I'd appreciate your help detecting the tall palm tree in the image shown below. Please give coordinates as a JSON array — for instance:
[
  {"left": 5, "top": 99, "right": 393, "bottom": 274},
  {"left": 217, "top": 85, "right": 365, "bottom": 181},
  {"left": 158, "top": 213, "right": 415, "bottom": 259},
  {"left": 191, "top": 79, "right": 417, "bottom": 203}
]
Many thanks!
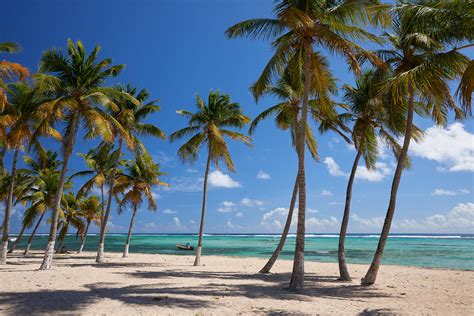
[
  {"left": 34, "top": 39, "right": 131, "bottom": 270},
  {"left": 114, "top": 156, "right": 167, "bottom": 257},
  {"left": 226, "top": 0, "right": 389, "bottom": 289},
  {"left": 55, "top": 192, "right": 85, "bottom": 253},
  {"left": 361, "top": 1, "right": 471, "bottom": 285},
  {"left": 77, "top": 195, "right": 101, "bottom": 253},
  {"left": 250, "top": 68, "right": 349, "bottom": 273},
  {"left": 96, "top": 84, "right": 165, "bottom": 263},
  {"left": 170, "top": 90, "right": 251, "bottom": 266},
  {"left": 8, "top": 151, "right": 63, "bottom": 254},
  {"left": 336, "top": 70, "right": 422, "bottom": 281},
  {"left": 0, "top": 83, "right": 59, "bottom": 264}
]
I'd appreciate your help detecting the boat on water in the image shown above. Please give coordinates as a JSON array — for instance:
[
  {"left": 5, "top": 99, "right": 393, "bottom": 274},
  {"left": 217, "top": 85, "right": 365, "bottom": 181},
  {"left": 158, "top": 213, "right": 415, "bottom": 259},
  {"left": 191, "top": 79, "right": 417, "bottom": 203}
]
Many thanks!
[
  {"left": 176, "top": 243, "right": 194, "bottom": 251},
  {"left": 8, "top": 237, "right": 17, "bottom": 242}
]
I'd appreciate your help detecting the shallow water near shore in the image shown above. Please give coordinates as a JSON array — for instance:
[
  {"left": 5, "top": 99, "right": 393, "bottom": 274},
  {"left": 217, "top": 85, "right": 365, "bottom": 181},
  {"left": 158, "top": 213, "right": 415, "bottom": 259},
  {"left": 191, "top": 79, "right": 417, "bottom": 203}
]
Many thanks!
[{"left": 11, "top": 233, "right": 474, "bottom": 270}]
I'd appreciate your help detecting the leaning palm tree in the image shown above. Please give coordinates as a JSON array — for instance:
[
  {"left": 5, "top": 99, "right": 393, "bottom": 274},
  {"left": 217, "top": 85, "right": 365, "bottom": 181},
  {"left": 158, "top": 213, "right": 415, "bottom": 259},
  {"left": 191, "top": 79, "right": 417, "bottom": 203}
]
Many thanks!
[
  {"left": 8, "top": 151, "right": 63, "bottom": 254},
  {"left": 96, "top": 84, "right": 165, "bottom": 263},
  {"left": 250, "top": 67, "right": 349, "bottom": 273},
  {"left": 170, "top": 90, "right": 251, "bottom": 266},
  {"left": 34, "top": 39, "right": 132, "bottom": 270},
  {"left": 77, "top": 195, "right": 101, "bottom": 253},
  {"left": 360, "top": 2, "right": 471, "bottom": 285},
  {"left": 0, "top": 83, "right": 59, "bottom": 264},
  {"left": 226, "top": 0, "right": 389, "bottom": 289},
  {"left": 114, "top": 155, "right": 168, "bottom": 257},
  {"left": 336, "top": 70, "right": 423, "bottom": 281}
]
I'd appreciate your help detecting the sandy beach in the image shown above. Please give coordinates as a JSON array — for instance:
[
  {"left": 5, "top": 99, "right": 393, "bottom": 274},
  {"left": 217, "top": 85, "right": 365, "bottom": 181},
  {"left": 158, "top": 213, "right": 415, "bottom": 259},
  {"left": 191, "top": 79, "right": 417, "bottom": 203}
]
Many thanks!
[{"left": 0, "top": 251, "right": 472, "bottom": 315}]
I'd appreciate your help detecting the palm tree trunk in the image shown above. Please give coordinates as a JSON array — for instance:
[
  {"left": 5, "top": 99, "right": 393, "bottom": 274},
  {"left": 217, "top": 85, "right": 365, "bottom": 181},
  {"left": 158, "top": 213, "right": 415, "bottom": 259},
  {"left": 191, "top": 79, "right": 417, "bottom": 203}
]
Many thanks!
[
  {"left": 289, "top": 42, "right": 312, "bottom": 291},
  {"left": 0, "top": 147, "right": 19, "bottom": 265},
  {"left": 361, "top": 83, "right": 415, "bottom": 286},
  {"left": 260, "top": 173, "right": 298, "bottom": 273},
  {"left": 100, "top": 184, "right": 105, "bottom": 224},
  {"left": 55, "top": 228, "right": 66, "bottom": 254},
  {"left": 194, "top": 149, "right": 211, "bottom": 266},
  {"left": 39, "top": 112, "right": 79, "bottom": 270},
  {"left": 24, "top": 211, "right": 45, "bottom": 256},
  {"left": 338, "top": 150, "right": 362, "bottom": 281},
  {"left": 77, "top": 220, "right": 90, "bottom": 254},
  {"left": 96, "top": 138, "right": 123, "bottom": 263},
  {"left": 8, "top": 223, "right": 26, "bottom": 253},
  {"left": 123, "top": 205, "right": 137, "bottom": 258}
]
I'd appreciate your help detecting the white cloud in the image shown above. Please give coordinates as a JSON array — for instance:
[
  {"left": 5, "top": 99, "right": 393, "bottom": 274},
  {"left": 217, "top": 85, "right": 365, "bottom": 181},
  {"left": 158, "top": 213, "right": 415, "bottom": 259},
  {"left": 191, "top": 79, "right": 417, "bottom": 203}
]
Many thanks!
[
  {"left": 217, "top": 201, "right": 237, "bottom": 213},
  {"left": 163, "top": 209, "right": 177, "bottom": 214},
  {"left": 322, "top": 190, "right": 333, "bottom": 197},
  {"left": 431, "top": 189, "right": 470, "bottom": 196},
  {"left": 329, "top": 202, "right": 343, "bottom": 206},
  {"left": 356, "top": 162, "right": 392, "bottom": 182},
  {"left": 240, "top": 198, "right": 264, "bottom": 207},
  {"left": 236, "top": 212, "right": 243, "bottom": 217},
  {"left": 151, "top": 191, "right": 161, "bottom": 200},
  {"left": 190, "top": 220, "right": 195, "bottom": 224},
  {"left": 409, "top": 123, "right": 474, "bottom": 172},
  {"left": 186, "top": 168, "right": 198, "bottom": 173},
  {"left": 208, "top": 170, "right": 241, "bottom": 188},
  {"left": 306, "top": 216, "right": 338, "bottom": 229},
  {"left": 272, "top": 220, "right": 282, "bottom": 229},
  {"left": 256, "top": 170, "right": 271, "bottom": 180},
  {"left": 308, "top": 208, "right": 319, "bottom": 214},
  {"left": 173, "top": 217, "right": 181, "bottom": 227},
  {"left": 323, "top": 157, "right": 348, "bottom": 177},
  {"left": 351, "top": 203, "right": 474, "bottom": 232},
  {"left": 227, "top": 220, "right": 234, "bottom": 228}
]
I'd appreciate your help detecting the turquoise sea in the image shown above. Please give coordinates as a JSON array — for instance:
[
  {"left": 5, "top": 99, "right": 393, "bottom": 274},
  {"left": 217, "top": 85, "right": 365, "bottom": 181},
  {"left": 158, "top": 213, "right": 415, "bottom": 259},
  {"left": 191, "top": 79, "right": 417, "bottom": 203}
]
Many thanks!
[{"left": 10, "top": 233, "right": 474, "bottom": 270}]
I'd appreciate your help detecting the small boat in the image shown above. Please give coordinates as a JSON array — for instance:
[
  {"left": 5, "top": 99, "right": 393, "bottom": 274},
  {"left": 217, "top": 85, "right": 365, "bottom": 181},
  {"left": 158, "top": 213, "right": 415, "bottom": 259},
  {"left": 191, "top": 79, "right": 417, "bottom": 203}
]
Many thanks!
[
  {"left": 8, "top": 237, "right": 17, "bottom": 243},
  {"left": 176, "top": 244, "right": 194, "bottom": 251}
]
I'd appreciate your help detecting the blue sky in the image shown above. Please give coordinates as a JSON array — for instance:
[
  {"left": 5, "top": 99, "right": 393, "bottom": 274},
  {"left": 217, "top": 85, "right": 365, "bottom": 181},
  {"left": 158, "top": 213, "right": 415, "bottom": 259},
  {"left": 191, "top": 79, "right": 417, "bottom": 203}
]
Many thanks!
[{"left": 2, "top": 0, "right": 473, "bottom": 234}]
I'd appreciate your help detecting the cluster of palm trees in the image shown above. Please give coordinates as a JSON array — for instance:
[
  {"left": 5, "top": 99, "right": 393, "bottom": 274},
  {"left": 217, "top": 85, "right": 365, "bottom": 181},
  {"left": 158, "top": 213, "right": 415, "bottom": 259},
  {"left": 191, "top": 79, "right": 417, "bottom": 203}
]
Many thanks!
[
  {"left": 0, "top": 40, "right": 168, "bottom": 269},
  {"left": 0, "top": 0, "right": 472, "bottom": 292}
]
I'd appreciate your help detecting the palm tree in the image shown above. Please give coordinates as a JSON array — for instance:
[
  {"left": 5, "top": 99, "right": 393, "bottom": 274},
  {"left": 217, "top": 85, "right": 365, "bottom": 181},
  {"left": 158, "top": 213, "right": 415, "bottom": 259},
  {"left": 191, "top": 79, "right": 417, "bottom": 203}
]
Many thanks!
[
  {"left": 0, "top": 42, "right": 29, "bottom": 112},
  {"left": 114, "top": 155, "right": 168, "bottom": 257},
  {"left": 170, "top": 90, "right": 251, "bottom": 266},
  {"left": 96, "top": 84, "right": 165, "bottom": 263},
  {"left": 0, "top": 83, "right": 59, "bottom": 264},
  {"left": 77, "top": 195, "right": 101, "bottom": 253},
  {"left": 55, "top": 192, "right": 85, "bottom": 253},
  {"left": 34, "top": 39, "right": 131, "bottom": 270},
  {"left": 336, "top": 70, "right": 423, "bottom": 281},
  {"left": 249, "top": 68, "right": 348, "bottom": 273},
  {"left": 71, "top": 143, "right": 116, "bottom": 222},
  {"left": 361, "top": 2, "right": 471, "bottom": 285},
  {"left": 8, "top": 151, "right": 63, "bottom": 254},
  {"left": 226, "top": 0, "right": 389, "bottom": 289}
]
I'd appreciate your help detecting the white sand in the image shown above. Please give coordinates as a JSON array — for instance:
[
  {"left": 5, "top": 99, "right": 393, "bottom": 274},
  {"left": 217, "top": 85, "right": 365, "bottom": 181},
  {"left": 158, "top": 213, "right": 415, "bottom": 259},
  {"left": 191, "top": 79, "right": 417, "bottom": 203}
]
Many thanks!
[{"left": 0, "top": 251, "right": 473, "bottom": 315}]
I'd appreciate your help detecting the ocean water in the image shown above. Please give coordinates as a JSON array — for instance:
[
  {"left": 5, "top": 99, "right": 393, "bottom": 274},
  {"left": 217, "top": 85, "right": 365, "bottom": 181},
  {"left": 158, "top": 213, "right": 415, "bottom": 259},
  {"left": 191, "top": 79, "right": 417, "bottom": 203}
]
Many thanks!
[{"left": 10, "top": 233, "right": 474, "bottom": 270}]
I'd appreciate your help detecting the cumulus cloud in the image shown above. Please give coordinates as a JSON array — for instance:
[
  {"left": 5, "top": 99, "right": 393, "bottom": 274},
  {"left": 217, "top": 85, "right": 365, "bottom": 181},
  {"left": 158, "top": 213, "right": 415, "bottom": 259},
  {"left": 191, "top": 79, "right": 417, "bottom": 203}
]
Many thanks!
[
  {"left": 236, "top": 212, "right": 243, "bottom": 217},
  {"left": 163, "top": 209, "right": 177, "bottom": 214},
  {"left": 323, "top": 157, "right": 348, "bottom": 177},
  {"left": 217, "top": 201, "right": 237, "bottom": 213},
  {"left": 356, "top": 162, "right": 392, "bottom": 182},
  {"left": 256, "top": 170, "right": 271, "bottom": 180},
  {"left": 306, "top": 216, "right": 339, "bottom": 229},
  {"left": 431, "top": 188, "right": 470, "bottom": 196},
  {"left": 240, "top": 198, "right": 264, "bottom": 207},
  {"left": 409, "top": 123, "right": 474, "bottom": 172},
  {"left": 351, "top": 203, "right": 474, "bottom": 232},
  {"left": 208, "top": 170, "right": 241, "bottom": 188}
]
